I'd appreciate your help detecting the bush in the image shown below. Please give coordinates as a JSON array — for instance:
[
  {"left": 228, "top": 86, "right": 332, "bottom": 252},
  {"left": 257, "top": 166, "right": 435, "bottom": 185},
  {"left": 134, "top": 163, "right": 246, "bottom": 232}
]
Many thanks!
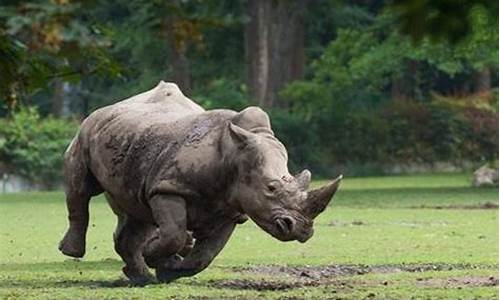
[
  {"left": 274, "top": 95, "right": 498, "bottom": 177},
  {"left": 0, "top": 107, "right": 78, "bottom": 189},
  {"left": 269, "top": 110, "right": 328, "bottom": 174},
  {"left": 193, "top": 78, "right": 250, "bottom": 111}
]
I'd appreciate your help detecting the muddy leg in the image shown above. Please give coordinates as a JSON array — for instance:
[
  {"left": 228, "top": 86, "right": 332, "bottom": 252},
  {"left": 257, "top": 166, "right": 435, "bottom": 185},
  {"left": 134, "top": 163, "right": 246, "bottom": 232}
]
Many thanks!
[
  {"left": 156, "top": 222, "right": 236, "bottom": 283},
  {"left": 59, "top": 139, "right": 102, "bottom": 258},
  {"left": 114, "top": 215, "right": 156, "bottom": 285},
  {"left": 142, "top": 194, "right": 187, "bottom": 270},
  {"left": 59, "top": 191, "right": 90, "bottom": 257}
]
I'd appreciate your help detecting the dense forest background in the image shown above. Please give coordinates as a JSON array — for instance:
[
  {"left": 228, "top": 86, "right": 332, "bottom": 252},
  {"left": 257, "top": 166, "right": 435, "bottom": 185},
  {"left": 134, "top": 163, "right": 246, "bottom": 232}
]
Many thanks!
[{"left": 0, "top": 0, "right": 498, "bottom": 188}]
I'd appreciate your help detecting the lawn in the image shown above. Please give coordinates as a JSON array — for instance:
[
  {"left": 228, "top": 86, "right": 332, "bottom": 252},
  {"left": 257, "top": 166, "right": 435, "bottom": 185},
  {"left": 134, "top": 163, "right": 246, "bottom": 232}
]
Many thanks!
[{"left": 0, "top": 173, "right": 498, "bottom": 299}]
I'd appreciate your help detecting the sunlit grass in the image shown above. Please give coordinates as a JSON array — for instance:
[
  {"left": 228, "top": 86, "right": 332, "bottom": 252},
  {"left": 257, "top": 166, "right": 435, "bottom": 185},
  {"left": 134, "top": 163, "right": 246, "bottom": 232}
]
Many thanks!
[{"left": 0, "top": 173, "right": 498, "bottom": 299}]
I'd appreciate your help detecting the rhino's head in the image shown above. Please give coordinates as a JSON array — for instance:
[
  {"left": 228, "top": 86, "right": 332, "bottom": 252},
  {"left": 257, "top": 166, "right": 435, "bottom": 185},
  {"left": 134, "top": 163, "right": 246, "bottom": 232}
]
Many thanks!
[{"left": 224, "top": 107, "right": 341, "bottom": 243}]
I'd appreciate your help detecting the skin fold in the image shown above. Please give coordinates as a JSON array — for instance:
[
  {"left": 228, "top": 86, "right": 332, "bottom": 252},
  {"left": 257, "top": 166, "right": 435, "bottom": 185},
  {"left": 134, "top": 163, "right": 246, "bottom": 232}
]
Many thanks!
[{"left": 58, "top": 81, "right": 341, "bottom": 284}]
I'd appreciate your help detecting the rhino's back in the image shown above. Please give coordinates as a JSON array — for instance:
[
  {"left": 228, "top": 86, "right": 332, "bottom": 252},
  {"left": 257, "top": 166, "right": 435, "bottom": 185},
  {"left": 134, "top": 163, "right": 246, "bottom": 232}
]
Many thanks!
[
  {"left": 76, "top": 82, "right": 208, "bottom": 211},
  {"left": 81, "top": 81, "right": 204, "bottom": 141},
  {"left": 95, "top": 81, "right": 203, "bottom": 126},
  {"left": 118, "top": 81, "right": 204, "bottom": 117}
]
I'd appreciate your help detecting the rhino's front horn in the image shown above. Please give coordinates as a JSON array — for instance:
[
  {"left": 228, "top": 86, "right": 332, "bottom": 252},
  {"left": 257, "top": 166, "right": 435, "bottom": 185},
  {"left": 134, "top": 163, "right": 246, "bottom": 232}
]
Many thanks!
[{"left": 301, "top": 175, "right": 342, "bottom": 219}]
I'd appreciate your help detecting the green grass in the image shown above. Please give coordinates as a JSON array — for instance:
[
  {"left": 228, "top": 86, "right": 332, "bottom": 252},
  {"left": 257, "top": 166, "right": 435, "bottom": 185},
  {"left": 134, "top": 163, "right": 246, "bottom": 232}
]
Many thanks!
[{"left": 0, "top": 173, "right": 498, "bottom": 299}]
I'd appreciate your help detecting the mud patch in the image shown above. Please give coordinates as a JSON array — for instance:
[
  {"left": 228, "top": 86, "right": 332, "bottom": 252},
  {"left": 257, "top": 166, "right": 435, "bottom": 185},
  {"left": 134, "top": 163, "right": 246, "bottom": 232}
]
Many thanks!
[
  {"left": 417, "top": 276, "right": 499, "bottom": 288},
  {"left": 207, "top": 278, "right": 355, "bottom": 291},
  {"left": 209, "top": 279, "right": 318, "bottom": 291},
  {"left": 232, "top": 263, "right": 492, "bottom": 280},
  {"left": 411, "top": 202, "right": 498, "bottom": 210},
  {"left": 220, "top": 264, "right": 497, "bottom": 291}
]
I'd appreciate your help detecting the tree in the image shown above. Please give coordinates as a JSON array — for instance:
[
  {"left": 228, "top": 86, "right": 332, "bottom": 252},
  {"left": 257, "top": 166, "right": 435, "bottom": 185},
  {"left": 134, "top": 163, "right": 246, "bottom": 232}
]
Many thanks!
[{"left": 245, "top": 0, "right": 307, "bottom": 108}]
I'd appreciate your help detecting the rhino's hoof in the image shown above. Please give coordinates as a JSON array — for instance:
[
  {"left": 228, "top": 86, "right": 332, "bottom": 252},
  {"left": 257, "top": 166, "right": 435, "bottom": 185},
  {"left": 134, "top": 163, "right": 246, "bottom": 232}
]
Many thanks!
[{"left": 59, "top": 230, "right": 85, "bottom": 258}]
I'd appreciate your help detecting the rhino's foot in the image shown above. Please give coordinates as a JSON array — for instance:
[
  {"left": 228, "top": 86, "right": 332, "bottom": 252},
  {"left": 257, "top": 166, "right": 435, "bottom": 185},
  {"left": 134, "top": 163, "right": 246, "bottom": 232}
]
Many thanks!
[
  {"left": 123, "top": 266, "right": 155, "bottom": 286},
  {"left": 59, "top": 228, "right": 86, "bottom": 258}
]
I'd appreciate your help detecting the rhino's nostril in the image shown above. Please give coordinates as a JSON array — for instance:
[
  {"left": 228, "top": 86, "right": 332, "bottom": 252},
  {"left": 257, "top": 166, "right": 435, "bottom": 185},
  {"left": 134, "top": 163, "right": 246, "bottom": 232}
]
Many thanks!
[{"left": 276, "top": 216, "right": 295, "bottom": 236}]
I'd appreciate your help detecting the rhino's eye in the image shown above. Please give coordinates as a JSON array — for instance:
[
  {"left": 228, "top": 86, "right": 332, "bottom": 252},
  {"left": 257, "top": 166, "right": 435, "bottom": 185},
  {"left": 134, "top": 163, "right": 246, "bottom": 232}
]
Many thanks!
[{"left": 267, "top": 181, "right": 281, "bottom": 193}]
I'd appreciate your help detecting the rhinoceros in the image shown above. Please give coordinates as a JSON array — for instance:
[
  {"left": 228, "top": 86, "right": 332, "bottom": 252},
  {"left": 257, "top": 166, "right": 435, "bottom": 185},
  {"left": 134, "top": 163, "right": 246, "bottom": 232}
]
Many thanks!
[{"left": 59, "top": 81, "right": 341, "bottom": 284}]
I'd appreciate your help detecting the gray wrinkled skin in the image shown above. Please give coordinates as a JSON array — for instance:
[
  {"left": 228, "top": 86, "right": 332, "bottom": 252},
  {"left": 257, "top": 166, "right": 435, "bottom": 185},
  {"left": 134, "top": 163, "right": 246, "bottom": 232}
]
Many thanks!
[{"left": 59, "top": 81, "right": 341, "bottom": 284}]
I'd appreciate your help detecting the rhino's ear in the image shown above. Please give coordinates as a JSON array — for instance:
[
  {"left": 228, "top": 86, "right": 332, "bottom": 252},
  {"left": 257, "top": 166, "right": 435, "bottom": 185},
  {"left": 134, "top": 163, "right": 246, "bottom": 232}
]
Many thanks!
[{"left": 227, "top": 121, "right": 254, "bottom": 144}]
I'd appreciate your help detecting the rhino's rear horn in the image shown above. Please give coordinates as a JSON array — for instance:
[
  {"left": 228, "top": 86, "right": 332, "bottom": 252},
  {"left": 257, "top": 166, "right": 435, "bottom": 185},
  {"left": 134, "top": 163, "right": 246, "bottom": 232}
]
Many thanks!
[
  {"left": 295, "top": 169, "right": 311, "bottom": 191},
  {"left": 301, "top": 175, "right": 342, "bottom": 219}
]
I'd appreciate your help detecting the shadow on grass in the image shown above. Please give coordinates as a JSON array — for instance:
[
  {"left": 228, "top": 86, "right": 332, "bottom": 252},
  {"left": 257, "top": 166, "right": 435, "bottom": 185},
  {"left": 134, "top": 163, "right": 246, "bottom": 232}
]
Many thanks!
[
  {"left": 0, "top": 259, "right": 138, "bottom": 289},
  {"left": 0, "top": 258, "right": 122, "bottom": 272}
]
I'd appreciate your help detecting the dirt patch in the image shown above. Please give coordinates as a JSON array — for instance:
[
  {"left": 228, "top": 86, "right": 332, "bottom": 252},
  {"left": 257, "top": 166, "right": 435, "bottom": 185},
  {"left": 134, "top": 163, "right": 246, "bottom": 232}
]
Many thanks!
[
  {"left": 232, "top": 263, "right": 491, "bottom": 279},
  {"left": 209, "top": 279, "right": 319, "bottom": 291},
  {"left": 417, "top": 276, "right": 499, "bottom": 288},
  {"left": 207, "top": 278, "right": 358, "bottom": 291},
  {"left": 218, "top": 264, "right": 498, "bottom": 291},
  {"left": 412, "top": 202, "right": 498, "bottom": 210}
]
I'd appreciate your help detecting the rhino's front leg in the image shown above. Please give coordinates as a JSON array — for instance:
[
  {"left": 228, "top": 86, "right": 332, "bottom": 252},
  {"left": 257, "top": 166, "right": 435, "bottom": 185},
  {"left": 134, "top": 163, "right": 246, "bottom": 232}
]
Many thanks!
[
  {"left": 156, "top": 221, "right": 236, "bottom": 283},
  {"left": 142, "top": 194, "right": 188, "bottom": 268}
]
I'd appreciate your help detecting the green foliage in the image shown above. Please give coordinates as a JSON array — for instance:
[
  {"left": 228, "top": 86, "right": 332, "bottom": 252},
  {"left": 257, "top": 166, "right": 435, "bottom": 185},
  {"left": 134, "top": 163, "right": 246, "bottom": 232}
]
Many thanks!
[
  {"left": 279, "top": 6, "right": 498, "bottom": 175},
  {"left": 194, "top": 78, "right": 249, "bottom": 110},
  {"left": 0, "top": 107, "right": 77, "bottom": 188},
  {"left": 285, "top": 9, "right": 498, "bottom": 107},
  {"left": 0, "top": 0, "right": 497, "bottom": 179},
  {"left": 390, "top": 0, "right": 498, "bottom": 42},
  {"left": 0, "top": 0, "right": 121, "bottom": 109},
  {"left": 271, "top": 96, "right": 498, "bottom": 176}
]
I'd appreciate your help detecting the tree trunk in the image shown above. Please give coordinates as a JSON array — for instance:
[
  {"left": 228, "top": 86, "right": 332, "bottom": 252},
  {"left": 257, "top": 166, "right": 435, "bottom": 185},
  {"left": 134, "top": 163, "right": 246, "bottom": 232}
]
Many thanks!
[
  {"left": 52, "top": 79, "right": 64, "bottom": 117},
  {"left": 245, "top": 0, "right": 307, "bottom": 108},
  {"left": 391, "top": 75, "right": 406, "bottom": 100},
  {"left": 475, "top": 68, "right": 491, "bottom": 95},
  {"left": 165, "top": 10, "right": 192, "bottom": 96},
  {"left": 81, "top": 92, "right": 89, "bottom": 119},
  {"left": 168, "top": 42, "right": 192, "bottom": 96}
]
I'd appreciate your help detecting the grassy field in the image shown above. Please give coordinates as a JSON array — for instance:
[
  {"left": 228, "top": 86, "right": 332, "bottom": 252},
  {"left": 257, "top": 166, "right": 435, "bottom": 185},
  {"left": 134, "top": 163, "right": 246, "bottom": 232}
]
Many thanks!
[{"left": 0, "top": 173, "right": 498, "bottom": 299}]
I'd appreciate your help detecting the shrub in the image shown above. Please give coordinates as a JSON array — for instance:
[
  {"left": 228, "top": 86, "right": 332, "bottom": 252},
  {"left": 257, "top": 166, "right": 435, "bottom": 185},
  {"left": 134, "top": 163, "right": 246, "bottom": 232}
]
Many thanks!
[
  {"left": 0, "top": 107, "right": 78, "bottom": 189},
  {"left": 193, "top": 78, "right": 250, "bottom": 111},
  {"left": 274, "top": 95, "right": 498, "bottom": 177}
]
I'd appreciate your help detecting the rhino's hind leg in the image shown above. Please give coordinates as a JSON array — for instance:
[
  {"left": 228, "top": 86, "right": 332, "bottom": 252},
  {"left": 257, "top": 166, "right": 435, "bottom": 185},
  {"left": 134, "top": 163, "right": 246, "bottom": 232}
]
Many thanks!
[
  {"left": 114, "top": 214, "right": 156, "bottom": 285},
  {"left": 59, "top": 139, "right": 102, "bottom": 258}
]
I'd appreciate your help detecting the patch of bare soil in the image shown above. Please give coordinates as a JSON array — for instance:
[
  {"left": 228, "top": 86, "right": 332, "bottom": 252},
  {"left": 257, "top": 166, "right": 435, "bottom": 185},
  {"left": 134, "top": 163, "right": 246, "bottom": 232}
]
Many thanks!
[
  {"left": 232, "top": 263, "right": 486, "bottom": 280},
  {"left": 411, "top": 202, "right": 498, "bottom": 210},
  {"left": 206, "top": 264, "right": 498, "bottom": 291},
  {"left": 207, "top": 278, "right": 358, "bottom": 291},
  {"left": 417, "top": 276, "right": 499, "bottom": 288},
  {"left": 208, "top": 279, "right": 319, "bottom": 291}
]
